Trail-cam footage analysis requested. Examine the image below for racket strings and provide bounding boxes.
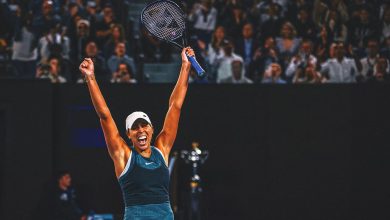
[142,1,186,42]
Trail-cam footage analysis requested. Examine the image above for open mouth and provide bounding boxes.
[137,135,147,146]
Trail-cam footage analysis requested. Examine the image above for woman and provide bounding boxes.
[103,24,130,59]
[79,47,194,219]
[275,22,301,67]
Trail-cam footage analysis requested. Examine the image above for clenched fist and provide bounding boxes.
[79,58,95,76]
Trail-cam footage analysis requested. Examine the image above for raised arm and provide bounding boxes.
[79,58,130,177]
[155,48,192,161]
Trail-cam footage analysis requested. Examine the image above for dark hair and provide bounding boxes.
[56,170,70,181]
[117,62,133,76]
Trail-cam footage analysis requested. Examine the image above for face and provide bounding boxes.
[232,61,243,80]
[223,43,233,56]
[59,174,71,188]
[77,23,89,36]
[367,41,379,57]
[376,58,388,74]
[118,63,129,75]
[298,9,308,21]
[301,42,312,55]
[86,42,98,56]
[127,120,154,151]
[265,37,275,48]
[112,26,121,39]
[115,43,126,57]
[42,1,53,15]
[271,63,281,77]
[242,24,253,39]
[360,9,369,23]
[281,23,292,38]
[214,27,225,41]
[104,7,113,18]
[335,43,345,59]
[49,58,59,74]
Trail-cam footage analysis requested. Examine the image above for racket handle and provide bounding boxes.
[187,55,206,78]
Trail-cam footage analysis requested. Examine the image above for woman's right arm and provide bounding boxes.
[79,58,130,177]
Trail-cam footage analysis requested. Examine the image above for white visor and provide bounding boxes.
[125,111,152,131]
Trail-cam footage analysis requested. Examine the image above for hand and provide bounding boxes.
[79,58,94,76]
[181,47,194,66]
[197,40,206,51]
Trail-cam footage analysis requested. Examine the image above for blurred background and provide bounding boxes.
[0,0,390,220]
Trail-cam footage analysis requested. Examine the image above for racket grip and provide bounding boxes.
[187,55,206,78]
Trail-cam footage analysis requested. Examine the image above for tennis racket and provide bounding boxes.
[141,0,206,77]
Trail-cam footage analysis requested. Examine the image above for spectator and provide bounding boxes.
[261,63,286,84]
[213,39,244,83]
[36,55,67,83]
[107,42,136,79]
[320,42,359,83]
[293,63,322,84]
[95,4,115,48]
[251,37,279,82]
[348,8,379,50]
[32,0,62,39]
[62,2,83,40]
[76,41,107,83]
[380,36,390,61]
[110,62,137,84]
[12,11,38,79]
[286,0,312,22]
[328,0,349,23]
[259,2,284,41]
[38,22,70,62]
[367,57,390,83]
[189,0,217,45]
[275,22,301,67]
[103,23,129,59]
[359,38,388,80]
[29,0,61,17]
[203,26,226,65]
[285,40,317,79]
[323,9,348,43]
[234,23,259,75]
[224,4,247,41]
[51,171,86,220]
[220,59,253,84]
[140,27,172,63]
[84,1,98,38]
[380,8,390,42]
[70,19,92,63]
[294,6,317,41]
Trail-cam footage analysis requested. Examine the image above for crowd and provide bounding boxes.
[0,0,390,84]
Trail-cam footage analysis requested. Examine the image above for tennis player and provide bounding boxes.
[79,47,194,219]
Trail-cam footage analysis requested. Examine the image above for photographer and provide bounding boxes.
[285,40,317,80]
[293,63,322,84]
[110,62,137,84]
[214,39,244,83]
[261,62,286,84]
[36,56,67,83]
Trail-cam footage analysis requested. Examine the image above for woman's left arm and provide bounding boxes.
[155,47,193,162]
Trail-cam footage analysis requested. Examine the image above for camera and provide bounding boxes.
[38,63,51,76]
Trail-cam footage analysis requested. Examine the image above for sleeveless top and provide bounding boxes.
[118,146,170,207]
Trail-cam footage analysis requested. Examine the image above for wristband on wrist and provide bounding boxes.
[84,74,95,83]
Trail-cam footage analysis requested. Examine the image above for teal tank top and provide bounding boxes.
[118,146,171,207]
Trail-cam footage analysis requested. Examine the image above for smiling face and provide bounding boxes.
[127,119,154,151]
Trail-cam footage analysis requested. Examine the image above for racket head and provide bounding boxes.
[141,0,186,48]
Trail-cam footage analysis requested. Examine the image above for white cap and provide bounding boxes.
[125,111,152,131]
[77,19,90,27]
